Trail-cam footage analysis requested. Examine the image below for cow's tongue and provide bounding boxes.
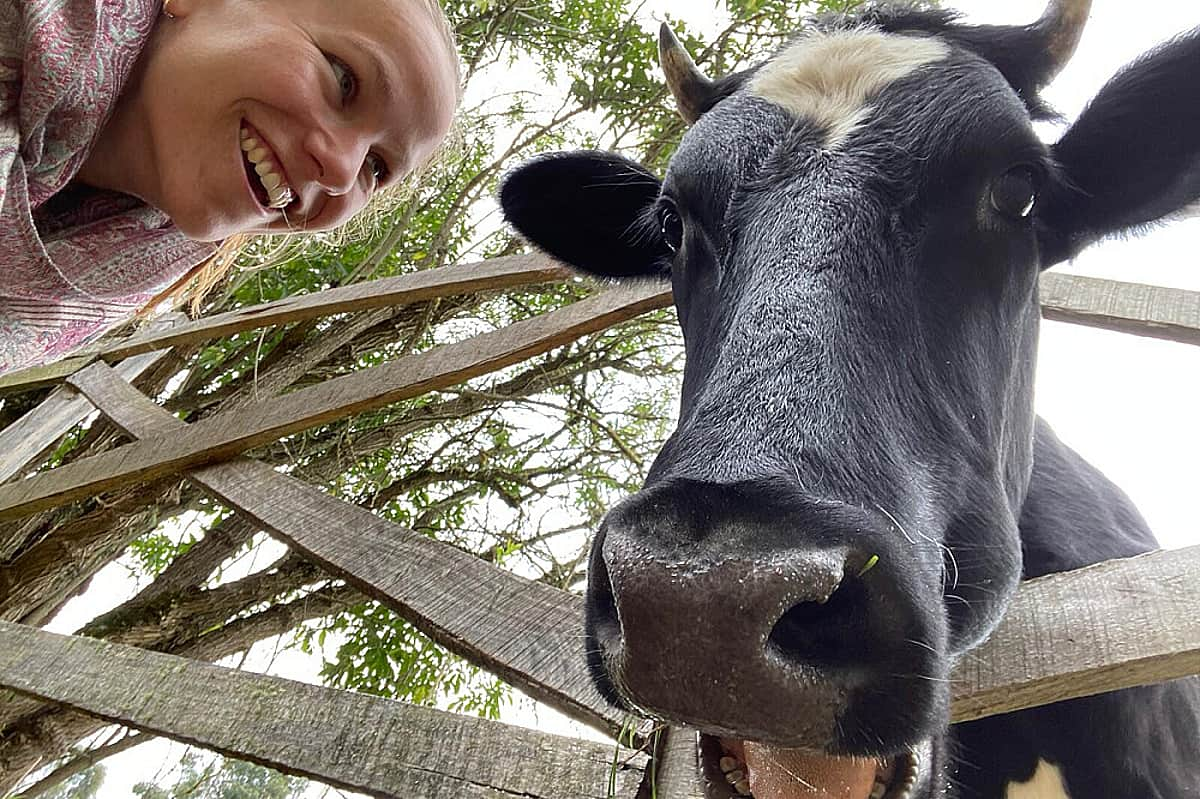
[738,741,879,799]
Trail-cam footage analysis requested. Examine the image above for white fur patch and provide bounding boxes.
[749,29,949,148]
[1006,760,1071,799]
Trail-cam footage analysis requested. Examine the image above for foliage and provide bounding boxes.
[29,764,105,799]
[132,754,305,799]
[127,530,199,581]
[301,602,510,718]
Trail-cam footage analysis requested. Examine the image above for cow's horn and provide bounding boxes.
[659,23,714,125]
[1035,0,1092,83]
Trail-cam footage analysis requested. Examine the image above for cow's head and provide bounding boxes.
[502,3,1200,797]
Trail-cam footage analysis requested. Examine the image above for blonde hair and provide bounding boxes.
[158,0,463,315]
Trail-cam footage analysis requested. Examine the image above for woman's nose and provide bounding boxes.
[304,126,365,197]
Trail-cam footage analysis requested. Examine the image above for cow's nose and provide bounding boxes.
[584,479,941,748]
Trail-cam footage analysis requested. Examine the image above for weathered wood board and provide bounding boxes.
[0,621,645,799]
[0,340,178,485]
[0,269,1196,516]
[1039,272,1200,347]
[0,283,672,521]
[951,545,1200,721]
[98,255,569,361]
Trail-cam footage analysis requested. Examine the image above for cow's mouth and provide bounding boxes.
[699,735,923,799]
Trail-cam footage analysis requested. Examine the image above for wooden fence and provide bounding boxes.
[0,255,1197,798]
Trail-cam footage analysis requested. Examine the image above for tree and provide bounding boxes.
[30,764,104,799]
[0,2,876,795]
[132,754,305,799]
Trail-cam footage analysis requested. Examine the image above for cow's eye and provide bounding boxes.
[990,166,1040,219]
[658,203,684,253]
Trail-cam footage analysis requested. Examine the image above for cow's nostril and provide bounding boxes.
[767,576,871,667]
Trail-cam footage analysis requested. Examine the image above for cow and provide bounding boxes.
[499,1,1200,797]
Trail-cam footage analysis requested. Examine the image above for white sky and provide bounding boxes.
[36,2,1199,796]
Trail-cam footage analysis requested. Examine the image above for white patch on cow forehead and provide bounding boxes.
[749,28,949,148]
[1005,760,1072,799]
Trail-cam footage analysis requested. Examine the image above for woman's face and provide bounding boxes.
[137,0,458,241]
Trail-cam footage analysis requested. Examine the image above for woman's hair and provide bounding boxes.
[418,0,464,100]
[156,0,463,315]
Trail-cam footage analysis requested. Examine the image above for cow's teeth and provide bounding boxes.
[719,756,740,774]
[733,779,752,796]
[725,769,746,784]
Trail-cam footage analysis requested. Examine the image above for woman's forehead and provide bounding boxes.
[311,0,458,173]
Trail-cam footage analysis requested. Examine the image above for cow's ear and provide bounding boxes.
[1037,30,1200,267]
[500,151,670,279]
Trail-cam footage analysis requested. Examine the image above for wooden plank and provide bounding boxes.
[0,258,563,397]
[951,545,1200,721]
[0,621,644,799]
[99,255,568,361]
[0,356,95,398]
[646,727,705,799]
[0,283,672,521]
[0,387,93,485]
[0,314,184,484]
[66,362,628,736]
[1039,272,1200,347]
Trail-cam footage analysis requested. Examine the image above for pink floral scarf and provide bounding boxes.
[0,0,214,374]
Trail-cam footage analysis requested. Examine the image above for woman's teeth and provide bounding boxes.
[240,127,294,209]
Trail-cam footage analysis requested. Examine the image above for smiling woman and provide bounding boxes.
[0,0,460,375]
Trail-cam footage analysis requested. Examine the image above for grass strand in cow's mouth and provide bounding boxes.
[699,735,924,799]
[609,716,650,798]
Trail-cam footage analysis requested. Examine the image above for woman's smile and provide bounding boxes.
[239,122,295,214]
[76,0,459,242]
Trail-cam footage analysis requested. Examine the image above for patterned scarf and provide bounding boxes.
[0,0,214,374]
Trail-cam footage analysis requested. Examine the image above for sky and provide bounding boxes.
[33,1,1200,796]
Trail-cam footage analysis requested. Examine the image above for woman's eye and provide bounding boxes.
[326,53,358,102]
[366,153,390,185]
[990,165,1041,219]
[659,204,683,253]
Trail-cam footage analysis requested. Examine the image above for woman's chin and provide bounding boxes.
[165,204,261,242]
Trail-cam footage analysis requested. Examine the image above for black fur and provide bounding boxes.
[500,7,1200,797]
[1040,29,1200,263]
[499,151,669,277]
